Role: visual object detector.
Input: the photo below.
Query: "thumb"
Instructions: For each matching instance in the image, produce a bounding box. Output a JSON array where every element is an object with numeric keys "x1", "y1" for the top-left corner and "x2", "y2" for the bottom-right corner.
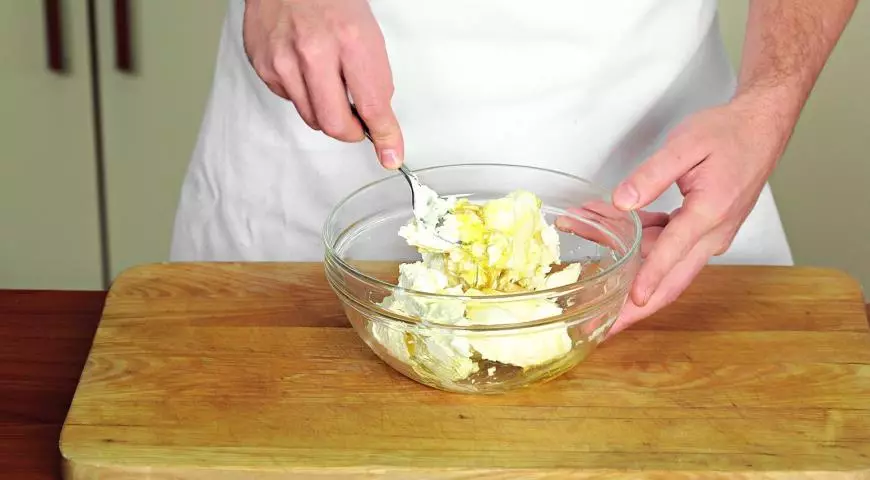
[
  {"x1": 612, "y1": 131, "x2": 709, "y2": 211},
  {"x1": 353, "y1": 103, "x2": 404, "y2": 170}
]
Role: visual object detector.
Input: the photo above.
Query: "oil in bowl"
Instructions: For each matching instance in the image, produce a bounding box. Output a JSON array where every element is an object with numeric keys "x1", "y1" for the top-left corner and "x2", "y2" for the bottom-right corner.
[{"x1": 323, "y1": 164, "x2": 641, "y2": 394}]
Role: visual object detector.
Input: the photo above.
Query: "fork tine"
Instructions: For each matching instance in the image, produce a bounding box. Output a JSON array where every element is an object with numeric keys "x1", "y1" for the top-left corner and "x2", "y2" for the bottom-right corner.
[{"x1": 350, "y1": 103, "x2": 458, "y2": 246}]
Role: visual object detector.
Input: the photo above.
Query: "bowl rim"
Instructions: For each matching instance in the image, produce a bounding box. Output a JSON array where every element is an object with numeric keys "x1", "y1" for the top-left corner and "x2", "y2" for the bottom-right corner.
[{"x1": 321, "y1": 162, "x2": 642, "y2": 302}]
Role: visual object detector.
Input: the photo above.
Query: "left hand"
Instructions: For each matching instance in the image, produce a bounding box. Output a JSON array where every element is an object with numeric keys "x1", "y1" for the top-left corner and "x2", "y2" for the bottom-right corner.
[{"x1": 607, "y1": 93, "x2": 792, "y2": 338}]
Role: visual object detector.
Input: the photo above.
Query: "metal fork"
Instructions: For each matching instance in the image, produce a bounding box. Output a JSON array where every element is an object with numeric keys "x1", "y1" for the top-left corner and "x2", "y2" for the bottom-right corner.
[
  {"x1": 348, "y1": 104, "x2": 422, "y2": 205},
  {"x1": 349, "y1": 104, "x2": 458, "y2": 245}
]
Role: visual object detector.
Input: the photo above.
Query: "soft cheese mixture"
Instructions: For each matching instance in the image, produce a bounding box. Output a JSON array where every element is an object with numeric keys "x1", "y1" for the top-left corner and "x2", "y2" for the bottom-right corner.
[{"x1": 372, "y1": 187, "x2": 583, "y2": 385}]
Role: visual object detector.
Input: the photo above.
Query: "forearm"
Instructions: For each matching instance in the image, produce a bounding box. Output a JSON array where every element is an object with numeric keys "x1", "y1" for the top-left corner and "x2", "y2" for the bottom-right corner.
[{"x1": 734, "y1": 0, "x2": 858, "y2": 129}]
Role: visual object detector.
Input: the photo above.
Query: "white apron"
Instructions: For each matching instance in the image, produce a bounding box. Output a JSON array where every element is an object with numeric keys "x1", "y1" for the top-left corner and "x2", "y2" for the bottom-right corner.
[{"x1": 170, "y1": 0, "x2": 793, "y2": 265}]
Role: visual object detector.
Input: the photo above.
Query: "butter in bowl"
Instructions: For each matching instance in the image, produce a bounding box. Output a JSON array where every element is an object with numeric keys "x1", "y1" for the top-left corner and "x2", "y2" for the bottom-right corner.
[{"x1": 323, "y1": 163, "x2": 641, "y2": 394}]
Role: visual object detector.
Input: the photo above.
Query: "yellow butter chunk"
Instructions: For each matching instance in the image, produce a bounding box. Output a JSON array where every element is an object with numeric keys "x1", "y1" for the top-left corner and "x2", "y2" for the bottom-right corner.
[
  {"x1": 376, "y1": 189, "x2": 586, "y2": 380},
  {"x1": 439, "y1": 191, "x2": 561, "y2": 292},
  {"x1": 463, "y1": 298, "x2": 573, "y2": 368}
]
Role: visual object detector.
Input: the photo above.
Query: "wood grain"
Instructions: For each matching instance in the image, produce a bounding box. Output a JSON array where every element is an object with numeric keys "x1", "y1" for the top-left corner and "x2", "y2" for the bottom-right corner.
[
  {"x1": 60, "y1": 262, "x2": 870, "y2": 479},
  {"x1": 0, "y1": 290, "x2": 106, "y2": 480}
]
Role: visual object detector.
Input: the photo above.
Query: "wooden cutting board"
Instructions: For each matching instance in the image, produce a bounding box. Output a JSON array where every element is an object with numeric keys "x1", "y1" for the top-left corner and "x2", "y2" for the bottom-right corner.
[{"x1": 60, "y1": 262, "x2": 870, "y2": 479}]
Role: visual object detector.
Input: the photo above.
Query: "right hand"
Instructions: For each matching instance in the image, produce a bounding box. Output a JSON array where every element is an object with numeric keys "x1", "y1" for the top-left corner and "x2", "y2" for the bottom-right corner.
[
  {"x1": 555, "y1": 201, "x2": 673, "y2": 339},
  {"x1": 243, "y1": 0, "x2": 404, "y2": 168},
  {"x1": 555, "y1": 201, "x2": 671, "y2": 260}
]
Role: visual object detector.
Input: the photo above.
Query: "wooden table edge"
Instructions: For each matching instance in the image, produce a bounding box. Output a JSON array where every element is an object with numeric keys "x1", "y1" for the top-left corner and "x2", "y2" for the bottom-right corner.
[{"x1": 0, "y1": 263, "x2": 867, "y2": 478}]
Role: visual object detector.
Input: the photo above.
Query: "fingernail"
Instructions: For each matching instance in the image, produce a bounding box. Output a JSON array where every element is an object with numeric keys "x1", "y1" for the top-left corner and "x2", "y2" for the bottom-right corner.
[
  {"x1": 639, "y1": 287, "x2": 653, "y2": 306},
  {"x1": 381, "y1": 149, "x2": 401, "y2": 169},
  {"x1": 614, "y1": 183, "x2": 639, "y2": 210}
]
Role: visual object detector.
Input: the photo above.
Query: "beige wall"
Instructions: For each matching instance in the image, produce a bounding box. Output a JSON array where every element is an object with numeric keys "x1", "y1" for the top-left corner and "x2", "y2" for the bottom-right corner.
[{"x1": 717, "y1": 2, "x2": 870, "y2": 289}]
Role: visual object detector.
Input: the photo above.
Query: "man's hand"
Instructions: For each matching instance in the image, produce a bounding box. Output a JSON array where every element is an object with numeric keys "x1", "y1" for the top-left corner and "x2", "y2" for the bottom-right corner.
[
  {"x1": 607, "y1": 93, "x2": 789, "y2": 338},
  {"x1": 604, "y1": 0, "x2": 857, "y2": 338},
  {"x1": 555, "y1": 201, "x2": 671, "y2": 260},
  {"x1": 243, "y1": 0, "x2": 403, "y2": 168}
]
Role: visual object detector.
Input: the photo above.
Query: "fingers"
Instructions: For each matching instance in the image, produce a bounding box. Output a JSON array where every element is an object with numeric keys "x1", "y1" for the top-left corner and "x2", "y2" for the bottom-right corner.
[
  {"x1": 272, "y1": 53, "x2": 319, "y2": 130},
  {"x1": 341, "y1": 37, "x2": 403, "y2": 169},
  {"x1": 555, "y1": 214, "x2": 619, "y2": 251},
  {"x1": 352, "y1": 102, "x2": 403, "y2": 169},
  {"x1": 629, "y1": 198, "x2": 718, "y2": 306},
  {"x1": 605, "y1": 239, "x2": 711, "y2": 340},
  {"x1": 555, "y1": 206, "x2": 670, "y2": 256},
  {"x1": 640, "y1": 226, "x2": 663, "y2": 258},
  {"x1": 244, "y1": 0, "x2": 399, "y2": 156},
  {"x1": 636, "y1": 210, "x2": 670, "y2": 229},
  {"x1": 575, "y1": 200, "x2": 623, "y2": 220},
  {"x1": 297, "y1": 38, "x2": 364, "y2": 143},
  {"x1": 613, "y1": 129, "x2": 712, "y2": 211},
  {"x1": 262, "y1": 80, "x2": 290, "y2": 103}
]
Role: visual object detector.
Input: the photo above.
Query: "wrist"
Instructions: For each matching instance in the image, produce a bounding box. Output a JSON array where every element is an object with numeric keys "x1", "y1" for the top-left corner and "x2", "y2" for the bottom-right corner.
[{"x1": 730, "y1": 84, "x2": 804, "y2": 153}]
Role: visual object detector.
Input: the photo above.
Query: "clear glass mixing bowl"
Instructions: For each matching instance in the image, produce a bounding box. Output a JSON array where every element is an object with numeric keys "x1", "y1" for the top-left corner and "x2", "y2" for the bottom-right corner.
[{"x1": 323, "y1": 164, "x2": 641, "y2": 394}]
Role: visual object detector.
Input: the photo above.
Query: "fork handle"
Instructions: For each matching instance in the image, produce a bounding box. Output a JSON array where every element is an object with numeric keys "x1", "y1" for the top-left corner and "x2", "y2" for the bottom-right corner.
[
  {"x1": 349, "y1": 104, "x2": 374, "y2": 142},
  {"x1": 349, "y1": 103, "x2": 415, "y2": 197}
]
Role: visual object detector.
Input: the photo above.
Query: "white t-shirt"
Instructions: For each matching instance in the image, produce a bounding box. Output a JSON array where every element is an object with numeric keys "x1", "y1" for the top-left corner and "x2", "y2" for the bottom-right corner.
[{"x1": 170, "y1": 0, "x2": 793, "y2": 265}]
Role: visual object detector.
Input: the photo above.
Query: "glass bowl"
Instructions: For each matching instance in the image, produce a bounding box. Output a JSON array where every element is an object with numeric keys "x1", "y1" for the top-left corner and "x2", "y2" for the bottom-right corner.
[{"x1": 322, "y1": 164, "x2": 641, "y2": 394}]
